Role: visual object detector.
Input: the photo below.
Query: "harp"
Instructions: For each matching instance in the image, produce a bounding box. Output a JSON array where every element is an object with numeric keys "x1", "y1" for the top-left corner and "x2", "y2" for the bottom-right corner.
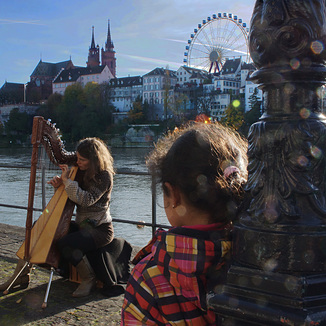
[{"x1": 4, "y1": 116, "x2": 78, "y2": 307}]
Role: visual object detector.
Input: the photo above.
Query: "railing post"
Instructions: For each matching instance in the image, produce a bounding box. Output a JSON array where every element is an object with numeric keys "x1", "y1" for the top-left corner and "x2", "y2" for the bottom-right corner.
[
  {"x1": 208, "y1": 1, "x2": 326, "y2": 324},
  {"x1": 151, "y1": 173, "x2": 157, "y2": 237}
]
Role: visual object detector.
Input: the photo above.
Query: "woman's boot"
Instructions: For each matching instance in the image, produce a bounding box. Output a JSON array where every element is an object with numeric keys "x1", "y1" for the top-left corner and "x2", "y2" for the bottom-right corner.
[
  {"x1": 0, "y1": 258, "x2": 31, "y2": 291},
  {"x1": 72, "y1": 256, "x2": 96, "y2": 297}
]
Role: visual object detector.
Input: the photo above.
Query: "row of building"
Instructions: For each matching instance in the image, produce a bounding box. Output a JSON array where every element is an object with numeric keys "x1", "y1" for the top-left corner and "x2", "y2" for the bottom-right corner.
[{"x1": 0, "y1": 19, "x2": 262, "y2": 125}]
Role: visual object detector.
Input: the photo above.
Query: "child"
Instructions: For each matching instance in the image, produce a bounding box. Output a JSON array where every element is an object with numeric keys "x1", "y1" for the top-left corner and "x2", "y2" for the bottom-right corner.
[{"x1": 121, "y1": 122, "x2": 248, "y2": 325}]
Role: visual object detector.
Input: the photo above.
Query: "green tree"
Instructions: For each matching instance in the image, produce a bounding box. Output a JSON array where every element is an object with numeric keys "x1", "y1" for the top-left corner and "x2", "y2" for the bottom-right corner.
[
  {"x1": 241, "y1": 88, "x2": 262, "y2": 135},
  {"x1": 56, "y1": 83, "x2": 86, "y2": 140},
  {"x1": 5, "y1": 108, "x2": 33, "y2": 142},
  {"x1": 221, "y1": 100, "x2": 244, "y2": 131},
  {"x1": 247, "y1": 88, "x2": 262, "y2": 123},
  {"x1": 37, "y1": 92, "x2": 63, "y2": 121}
]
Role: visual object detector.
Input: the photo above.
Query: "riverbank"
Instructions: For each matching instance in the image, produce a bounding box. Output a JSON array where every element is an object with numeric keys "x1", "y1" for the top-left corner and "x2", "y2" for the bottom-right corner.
[{"x1": 0, "y1": 223, "x2": 139, "y2": 326}]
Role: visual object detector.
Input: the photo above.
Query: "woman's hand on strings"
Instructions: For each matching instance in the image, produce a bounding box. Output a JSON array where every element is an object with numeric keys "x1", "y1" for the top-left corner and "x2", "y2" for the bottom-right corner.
[
  {"x1": 47, "y1": 164, "x2": 70, "y2": 188},
  {"x1": 59, "y1": 164, "x2": 70, "y2": 182},
  {"x1": 47, "y1": 175, "x2": 63, "y2": 188}
]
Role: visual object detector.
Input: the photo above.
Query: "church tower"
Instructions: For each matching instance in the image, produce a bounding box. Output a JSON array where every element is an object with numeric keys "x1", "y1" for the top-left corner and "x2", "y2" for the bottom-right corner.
[
  {"x1": 87, "y1": 26, "x2": 100, "y2": 67},
  {"x1": 101, "y1": 20, "x2": 116, "y2": 77}
]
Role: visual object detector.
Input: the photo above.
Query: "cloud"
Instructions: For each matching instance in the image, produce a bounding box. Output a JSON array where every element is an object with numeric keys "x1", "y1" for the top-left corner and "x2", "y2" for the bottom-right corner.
[
  {"x1": 0, "y1": 19, "x2": 44, "y2": 25},
  {"x1": 118, "y1": 53, "x2": 180, "y2": 67}
]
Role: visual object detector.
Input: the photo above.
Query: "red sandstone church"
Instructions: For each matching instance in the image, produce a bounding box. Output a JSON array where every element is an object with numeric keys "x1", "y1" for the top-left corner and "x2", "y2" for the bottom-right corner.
[{"x1": 24, "y1": 19, "x2": 116, "y2": 103}]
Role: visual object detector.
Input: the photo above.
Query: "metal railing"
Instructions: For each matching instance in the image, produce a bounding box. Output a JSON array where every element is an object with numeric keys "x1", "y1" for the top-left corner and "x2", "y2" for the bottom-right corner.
[{"x1": 0, "y1": 164, "x2": 169, "y2": 237}]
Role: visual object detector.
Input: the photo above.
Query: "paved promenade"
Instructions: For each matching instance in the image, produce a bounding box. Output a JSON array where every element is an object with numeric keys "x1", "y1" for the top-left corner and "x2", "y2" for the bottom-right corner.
[{"x1": 0, "y1": 223, "x2": 138, "y2": 326}]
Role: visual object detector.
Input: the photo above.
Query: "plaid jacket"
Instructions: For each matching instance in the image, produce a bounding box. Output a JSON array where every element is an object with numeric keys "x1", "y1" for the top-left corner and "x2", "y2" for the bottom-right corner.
[{"x1": 121, "y1": 226, "x2": 231, "y2": 325}]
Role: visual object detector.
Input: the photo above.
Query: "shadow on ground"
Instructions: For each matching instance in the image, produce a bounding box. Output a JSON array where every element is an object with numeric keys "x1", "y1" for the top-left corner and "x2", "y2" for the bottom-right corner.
[{"x1": 0, "y1": 259, "x2": 125, "y2": 326}]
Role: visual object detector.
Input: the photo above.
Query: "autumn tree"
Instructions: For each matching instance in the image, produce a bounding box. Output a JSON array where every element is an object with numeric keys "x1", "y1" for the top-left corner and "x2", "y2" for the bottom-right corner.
[
  {"x1": 127, "y1": 96, "x2": 145, "y2": 124},
  {"x1": 221, "y1": 99, "x2": 244, "y2": 131}
]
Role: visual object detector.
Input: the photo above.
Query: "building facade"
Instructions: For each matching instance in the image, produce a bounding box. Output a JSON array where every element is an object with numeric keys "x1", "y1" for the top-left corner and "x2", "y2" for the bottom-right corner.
[
  {"x1": 27, "y1": 59, "x2": 74, "y2": 103},
  {"x1": 143, "y1": 67, "x2": 177, "y2": 120},
  {"x1": 53, "y1": 65, "x2": 114, "y2": 95},
  {"x1": 109, "y1": 76, "x2": 143, "y2": 122}
]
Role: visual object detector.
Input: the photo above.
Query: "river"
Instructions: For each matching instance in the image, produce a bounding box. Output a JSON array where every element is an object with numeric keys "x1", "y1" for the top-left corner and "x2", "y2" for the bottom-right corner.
[{"x1": 0, "y1": 147, "x2": 168, "y2": 247}]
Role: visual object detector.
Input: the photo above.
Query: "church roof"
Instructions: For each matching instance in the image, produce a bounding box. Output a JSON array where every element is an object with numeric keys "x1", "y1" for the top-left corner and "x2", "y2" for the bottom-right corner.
[
  {"x1": 53, "y1": 66, "x2": 107, "y2": 83},
  {"x1": 0, "y1": 82, "x2": 24, "y2": 91},
  {"x1": 30, "y1": 60, "x2": 74, "y2": 77}
]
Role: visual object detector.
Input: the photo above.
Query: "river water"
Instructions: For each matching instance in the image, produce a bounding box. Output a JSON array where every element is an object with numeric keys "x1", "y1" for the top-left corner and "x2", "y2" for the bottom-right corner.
[{"x1": 0, "y1": 147, "x2": 168, "y2": 247}]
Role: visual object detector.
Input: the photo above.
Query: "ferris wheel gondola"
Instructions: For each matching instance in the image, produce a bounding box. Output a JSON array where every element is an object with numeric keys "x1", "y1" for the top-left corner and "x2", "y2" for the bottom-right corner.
[{"x1": 184, "y1": 13, "x2": 250, "y2": 73}]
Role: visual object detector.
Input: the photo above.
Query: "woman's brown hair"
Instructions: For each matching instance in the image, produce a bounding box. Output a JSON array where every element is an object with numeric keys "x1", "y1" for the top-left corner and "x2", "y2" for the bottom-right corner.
[{"x1": 76, "y1": 137, "x2": 115, "y2": 186}]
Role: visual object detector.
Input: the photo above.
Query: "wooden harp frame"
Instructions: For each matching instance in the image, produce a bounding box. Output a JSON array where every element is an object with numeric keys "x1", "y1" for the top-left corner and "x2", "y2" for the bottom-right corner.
[{"x1": 16, "y1": 116, "x2": 78, "y2": 268}]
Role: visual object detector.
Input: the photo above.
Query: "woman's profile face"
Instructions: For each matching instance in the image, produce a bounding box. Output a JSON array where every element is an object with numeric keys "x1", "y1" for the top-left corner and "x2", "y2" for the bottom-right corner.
[{"x1": 76, "y1": 152, "x2": 90, "y2": 171}]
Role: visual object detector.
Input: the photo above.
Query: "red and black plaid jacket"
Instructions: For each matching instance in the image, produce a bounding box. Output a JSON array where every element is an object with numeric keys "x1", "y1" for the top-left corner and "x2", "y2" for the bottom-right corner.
[{"x1": 121, "y1": 225, "x2": 231, "y2": 325}]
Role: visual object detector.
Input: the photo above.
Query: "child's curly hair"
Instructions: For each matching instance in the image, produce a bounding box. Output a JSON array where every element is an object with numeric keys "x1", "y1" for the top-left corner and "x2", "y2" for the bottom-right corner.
[{"x1": 146, "y1": 122, "x2": 248, "y2": 223}]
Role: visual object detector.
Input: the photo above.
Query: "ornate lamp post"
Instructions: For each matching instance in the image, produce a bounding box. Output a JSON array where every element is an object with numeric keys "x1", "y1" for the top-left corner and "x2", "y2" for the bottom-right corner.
[{"x1": 208, "y1": 1, "x2": 326, "y2": 324}]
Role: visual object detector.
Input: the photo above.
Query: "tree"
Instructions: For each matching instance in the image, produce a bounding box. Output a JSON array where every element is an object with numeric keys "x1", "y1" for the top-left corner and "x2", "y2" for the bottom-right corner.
[
  {"x1": 241, "y1": 88, "x2": 262, "y2": 135},
  {"x1": 5, "y1": 108, "x2": 33, "y2": 142},
  {"x1": 55, "y1": 83, "x2": 86, "y2": 140},
  {"x1": 37, "y1": 92, "x2": 63, "y2": 121},
  {"x1": 196, "y1": 86, "x2": 218, "y2": 117},
  {"x1": 163, "y1": 68, "x2": 172, "y2": 120},
  {"x1": 170, "y1": 92, "x2": 189, "y2": 124},
  {"x1": 221, "y1": 99, "x2": 244, "y2": 131},
  {"x1": 127, "y1": 97, "x2": 145, "y2": 124}
]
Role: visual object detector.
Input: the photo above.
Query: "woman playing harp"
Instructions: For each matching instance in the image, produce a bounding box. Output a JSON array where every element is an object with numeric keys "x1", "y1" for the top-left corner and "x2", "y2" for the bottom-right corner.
[
  {"x1": 0, "y1": 118, "x2": 120, "y2": 298},
  {"x1": 48, "y1": 137, "x2": 115, "y2": 297}
]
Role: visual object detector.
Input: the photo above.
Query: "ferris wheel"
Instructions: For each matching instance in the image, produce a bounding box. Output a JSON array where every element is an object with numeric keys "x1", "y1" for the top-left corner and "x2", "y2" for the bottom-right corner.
[{"x1": 184, "y1": 13, "x2": 250, "y2": 73}]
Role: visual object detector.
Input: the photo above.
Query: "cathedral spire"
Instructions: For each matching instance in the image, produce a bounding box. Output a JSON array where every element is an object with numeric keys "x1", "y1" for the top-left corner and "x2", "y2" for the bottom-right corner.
[
  {"x1": 90, "y1": 26, "x2": 96, "y2": 49},
  {"x1": 87, "y1": 25, "x2": 100, "y2": 67},
  {"x1": 105, "y1": 20, "x2": 114, "y2": 51},
  {"x1": 101, "y1": 19, "x2": 116, "y2": 77}
]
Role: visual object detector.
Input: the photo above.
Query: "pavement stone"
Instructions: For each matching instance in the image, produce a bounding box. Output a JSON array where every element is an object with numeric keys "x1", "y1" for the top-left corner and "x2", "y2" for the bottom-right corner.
[{"x1": 0, "y1": 223, "x2": 139, "y2": 326}]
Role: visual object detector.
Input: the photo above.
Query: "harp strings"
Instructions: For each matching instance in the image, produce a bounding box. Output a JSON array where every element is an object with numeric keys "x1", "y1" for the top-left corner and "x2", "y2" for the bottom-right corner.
[{"x1": 33, "y1": 145, "x2": 61, "y2": 226}]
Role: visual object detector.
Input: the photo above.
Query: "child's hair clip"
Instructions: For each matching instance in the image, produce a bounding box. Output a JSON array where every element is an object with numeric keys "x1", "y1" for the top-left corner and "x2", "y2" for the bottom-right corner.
[{"x1": 223, "y1": 166, "x2": 240, "y2": 180}]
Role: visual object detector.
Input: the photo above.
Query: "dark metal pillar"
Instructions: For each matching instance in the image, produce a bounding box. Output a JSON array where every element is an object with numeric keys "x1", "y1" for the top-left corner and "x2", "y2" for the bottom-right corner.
[{"x1": 208, "y1": 1, "x2": 326, "y2": 324}]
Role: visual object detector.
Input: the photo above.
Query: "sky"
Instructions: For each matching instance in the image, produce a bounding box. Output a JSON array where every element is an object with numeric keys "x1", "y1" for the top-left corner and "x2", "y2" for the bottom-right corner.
[{"x1": 0, "y1": 0, "x2": 256, "y2": 85}]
